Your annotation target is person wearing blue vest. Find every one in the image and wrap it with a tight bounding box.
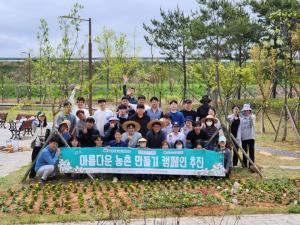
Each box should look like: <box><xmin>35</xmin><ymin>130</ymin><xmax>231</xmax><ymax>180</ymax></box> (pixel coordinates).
<box><xmin>167</xmin><ymin>100</ymin><xmax>185</xmax><ymax>127</ymax></box>
<box><xmin>35</xmin><ymin>137</ymin><xmax>60</xmax><ymax>185</ymax></box>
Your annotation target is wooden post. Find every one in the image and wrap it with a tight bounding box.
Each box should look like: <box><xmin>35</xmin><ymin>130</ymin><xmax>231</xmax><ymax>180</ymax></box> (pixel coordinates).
<box><xmin>274</xmin><ymin>106</ymin><xmax>284</xmax><ymax>142</ymax></box>
<box><xmin>286</xmin><ymin>104</ymin><xmax>300</xmax><ymax>143</ymax></box>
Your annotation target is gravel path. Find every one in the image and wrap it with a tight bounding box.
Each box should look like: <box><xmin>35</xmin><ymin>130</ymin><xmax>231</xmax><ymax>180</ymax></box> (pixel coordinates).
<box><xmin>21</xmin><ymin>214</ymin><xmax>300</xmax><ymax>225</ymax></box>
<box><xmin>256</xmin><ymin>144</ymin><xmax>300</xmax><ymax>158</ymax></box>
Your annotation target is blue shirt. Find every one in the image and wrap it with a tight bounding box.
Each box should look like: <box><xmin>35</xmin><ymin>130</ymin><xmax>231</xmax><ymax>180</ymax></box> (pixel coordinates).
<box><xmin>146</xmin><ymin>108</ymin><xmax>163</xmax><ymax>120</ymax></box>
<box><xmin>35</xmin><ymin>145</ymin><xmax>59</xmax><ymax>172</ymax></box>
<box><xmin>168</xmin><ymin>111</ymin><xmax>185</xmax><ymax>127</ymax></box>
<box><xmin>108</xmin><ymin>140</ymin><xmax>128</xmax><ymax>147</ymax></box>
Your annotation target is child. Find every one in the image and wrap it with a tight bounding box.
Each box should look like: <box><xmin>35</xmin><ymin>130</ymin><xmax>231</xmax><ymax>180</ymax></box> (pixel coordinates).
<box><xmin>215</xmin><ymin>136</ymin><xmax>232</xmax><ymax>178</ymax></box>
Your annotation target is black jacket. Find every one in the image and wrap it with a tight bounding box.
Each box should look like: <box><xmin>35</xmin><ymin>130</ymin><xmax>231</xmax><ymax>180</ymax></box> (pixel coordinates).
<box><xmin>78</xmin><ymin>128</ymin><xmax>100</xmax><ymax>147</ymax></box>
<box><xmin>129</xmin><ymin>113</ymin><xmax>150</xmax><ymax>137</ymax></box>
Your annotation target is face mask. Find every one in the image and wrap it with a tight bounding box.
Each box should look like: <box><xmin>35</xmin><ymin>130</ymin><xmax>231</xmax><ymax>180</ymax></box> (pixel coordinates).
<box><xmin>139</xmin><ymin>142</ymin><xmax>147</xmax><ymax>148</ymax></box>
<box><xmin>176</xmin><ymin>144</ymin><xmax>183</xmax><ymax>149</ymax></box>
<box><xmin>206</xmin><ymin>121</ymin><xmax>213</xmax><ymax>127</ymax></box>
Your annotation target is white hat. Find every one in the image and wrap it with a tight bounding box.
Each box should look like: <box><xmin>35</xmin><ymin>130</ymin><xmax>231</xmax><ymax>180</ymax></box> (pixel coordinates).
<box><xmin>218</xmin><ymin>135</ymin><xmax>227</xmax><ymax>143</ymax></box>
<box><xmin>108</xmin><ymin>115</ymin><xmax>119</xmax><ymax>121</ymax></box>
<box><xmin>241</xmin><ymin>103</ymin><xmax>252</xmax><ymax>112</ymax></box>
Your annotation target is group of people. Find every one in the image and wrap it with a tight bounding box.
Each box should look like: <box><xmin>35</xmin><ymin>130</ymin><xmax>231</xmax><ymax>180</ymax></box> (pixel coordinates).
<box><xmin>31</xmin><ymin>86</ymin><xmax>256</xmax><ymax>185</ymax></box>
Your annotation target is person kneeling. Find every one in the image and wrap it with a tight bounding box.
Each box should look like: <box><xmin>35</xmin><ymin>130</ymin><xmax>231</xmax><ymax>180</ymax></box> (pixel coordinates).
<box><xmin>35</xmin><ymin>137</ymin><xmax>60</xmax><ymax>185</ymax></box>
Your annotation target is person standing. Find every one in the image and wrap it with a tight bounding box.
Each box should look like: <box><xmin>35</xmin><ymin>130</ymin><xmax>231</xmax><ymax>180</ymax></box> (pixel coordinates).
<box><xmin>161</xmin><ymin>114</ymin><xmax>173</xmax><ymax>136</ymax></box>
<box><xmin>196</xmin><ymin>95</ymin><xmax>211</xmax><ymax>122</ymax></box>
<box><xmin>94</xmin><ymin>99</ymin><xmax>113</xmax><ymax>137</ymax></box>
<box><xmin>240</xmin><ymin>104</ymin><xmax>256</xmax><ymax>168</ymax></box>
<box><xmin>181</xmin><ymin>99</ymin><xmax>197</xmax><ymax>122</ymax></box>
<box><xmin>130</xmin><ymin>104</ymin><xmax>150</xmax><ymax>137</ymax></box>
<box><xmin>55</xmin><ymin>101</ymin><xmax>76</xmax><ymax>135</ymax></box>
<box><xmin>120</xmin><ymin>96</ymin><xmax>135</xmax><ymax>117</ymax></box>
<box><xmin>29</xmin><ymin>112</ymin><xmax>51</xmax><ymax>179</ymax></box>
<box><xmin>146</xmin><ymin>96</ymin><xmax>163</xmax><ymax>120</ymax></box>
<box><xmin>117</xmin><ymin>104</ymin><xmax>129</xmax><ymax>133</ymax></box>
<box><xmin>74</xmin><ymin>110</ymin><xmax>86</xmax><ymax>136</ymax></box>
<box><xmin>123</xmin><ymin>75</ymin><xmax>138</xmax><ymax>104</ymax></box>
<box><xmin>68</xmin><ymin>88</ymin><xmax>90</xmax><ymax>119</ymax></box>
<box><xmin>168</xmin><ymin>100</ymin><xmax>185</xmax><ymax>127</ymax></box>
<box><xmin>227</xmin><ymin>105</ymin><xmax>241</xmax><ymax>166</ymax></box>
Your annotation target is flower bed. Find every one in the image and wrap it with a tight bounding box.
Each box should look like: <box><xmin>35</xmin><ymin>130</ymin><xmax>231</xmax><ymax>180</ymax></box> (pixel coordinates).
<box><xmin>0</xmin><ymin>178</ymin><xmax>299</xmax><ymax>218</ymax></box>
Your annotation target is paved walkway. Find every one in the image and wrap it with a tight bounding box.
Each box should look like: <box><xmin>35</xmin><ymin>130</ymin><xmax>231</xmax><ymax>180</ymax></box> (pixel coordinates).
<box><xmin>22</xmin><ymin>214</ymin><xmax>300</xmax><ymax>225</ymax></box>
<box><xmin>0</xmin><ymin>125</ymin><xmax>32</xmax><ymax>177</ymax></box>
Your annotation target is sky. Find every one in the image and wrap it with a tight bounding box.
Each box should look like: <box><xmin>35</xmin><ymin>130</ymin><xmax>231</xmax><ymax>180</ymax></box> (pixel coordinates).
<box><xmin>0</xmin><ymin>0</ymin><xmax>199</xmax><ymax>58</ymax></box>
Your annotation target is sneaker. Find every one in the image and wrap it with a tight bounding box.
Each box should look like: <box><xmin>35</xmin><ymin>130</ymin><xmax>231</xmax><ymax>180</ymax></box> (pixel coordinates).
<box><xmin>40</xmin><ymin>178</ymin><xmax>46</xmax><ymax>186</ymax></box>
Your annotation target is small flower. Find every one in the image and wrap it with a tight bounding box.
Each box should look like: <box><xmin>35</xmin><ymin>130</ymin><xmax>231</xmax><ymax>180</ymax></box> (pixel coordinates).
<box><xmin>245</xmin><ymin>189</ymin><xmax>249</xmax><ymax>193</ymax></box>
<box><xmin>232</xmin><ymin>198</ymin><xmax>238</xmax><ymax>205</ymax></box>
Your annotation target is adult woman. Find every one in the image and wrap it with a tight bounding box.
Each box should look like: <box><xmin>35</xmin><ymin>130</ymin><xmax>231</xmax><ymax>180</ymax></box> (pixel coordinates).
<box><xmin>166</xmin><ymin>122</ymin><xmax>186</xmax><ymax>148</ymax></box>
<box><xmin>240</xmin><ymin>104</ymin><xmax>256</xmax><ymax>168</ymax></box>
<box><xmin>29</xmin><ymin>112</ymin><xmax>51</xmax><ymax>178</ymax></box>
<box><xmin>215</xmin><ymin>136</ymin><xmax>232</xmax><ymax>178</ymax></box>
<box><xmin>227</xmin><ymin>105</ymin><xmax>241</xmax><ymax>166</ymax></box>
<box><xmin>202</xmin><ymin>115</ymin><xmax>218</xmax><ymax>150</ymax></box>
<box><xmin>174</xmin><ymin>140</ymin><xmax>184</xmax><ymax>149</ymax></box>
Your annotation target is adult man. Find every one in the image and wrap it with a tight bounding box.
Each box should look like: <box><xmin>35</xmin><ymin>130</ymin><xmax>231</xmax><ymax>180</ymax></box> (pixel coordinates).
<box><xmin>72</xmin><ymin>97</ymin><xmax>90</xmax><ymax>119</ymax></box>
<box><xmin>182</xmin><ymin>116</ymin><xmax>194</xmax><ymax>136</ymax></box>
<box><xmin>121</xmin><ymin>121</ymin><xmax>142</xmax><ymax>148</ymax></box>
<box><xmin>145</xmin><ymin>120</ymin><xmax>166</xmax><ymax>148</ymax></box>
<box><xmin>35</xmin><ymin>137</ymin><xmax>60</xmax><ymax>185</ymax></box>
<box><xmin>168</xmin><ymin>100</ymin><xmax>185</xmax><ymax>127</ymax></box>
<box><xmin>136</xmin><ymin>95</ymin><xmax>150</xmax><ymax>110</ymax></box>
<box><xmin>104</xmin><ymin>116</ymin><xmax>121</xmax><ymax>143</ymax></box>
<box><xmin>161</xmin><ymin>114</ymin><xmax>172</xmax><ymax>136</ymax></box>
<box><xmin>146</xmin><ymin>96</ymin><xmax>163</xmax><ymax>120</ymax></box>
<box><xmin>120</xmin><ymin>96</ymin><xmax>135</xmax><ymax>117</ymax></box>
<box><xmin>186</xmin><ymin>121</ymin><xmax>208</xmax><ymax>149</ymax></box>
<box><xmin>180</xmin><ymin>99</ymin><xmax>197</xmax><ymax>122</ymax></box>
<box><xmin>117</xmin><ymin>104</ymin><xmax>129</xmax><ymax>133</ymax></box>
<box><xmin>74</xmin><ymin>110</ymin><xmax>86</xmax><ymax>136</ymax></box>
<box><xmin>196</xmin><ymin>95</ymin><xmax>211</xmax><ymax>121</ymax></box>
<box><xmin>123</xmin><ymin>75</ymin><xmax>138</xmax><ymax>104</ymax></box>
<box><xmin>78</xmin><ymin>117</ymin><xmax>100</xmax><ymax>147</ymax></box>
<box><xmin>55</xmin><ymin>101</ymin><xmax>76</xmax><ymax>134</ymax></box>
<box><xmin>94</xmin><ymin>99</ymin><xmax>113</xmax><ymax>136</ymax></box>
<box><xmin>130</xmin><ymin>104</ymin><xmax>150</xmax><ymax>137</ymax></box>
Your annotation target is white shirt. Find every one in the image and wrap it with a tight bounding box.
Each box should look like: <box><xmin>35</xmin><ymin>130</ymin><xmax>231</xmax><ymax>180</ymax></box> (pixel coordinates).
<box><xmin>93</xmin><ymin>109</ymin><xmax>113</xmax><ymax>136</ymax></box>
<box><xmin>72</xmin><ymin>106</ymin><xmax>90</xmax><ymax>120</ymax></box>
<box><xmin>166</xmin><ymin>132</ymin><xmax>186</xmax><ymax>148</ymax></box>
<box><xmin>130</xmin><ymin>103</ymin><xmax>150</xmax><ymax>111</ymax></box>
